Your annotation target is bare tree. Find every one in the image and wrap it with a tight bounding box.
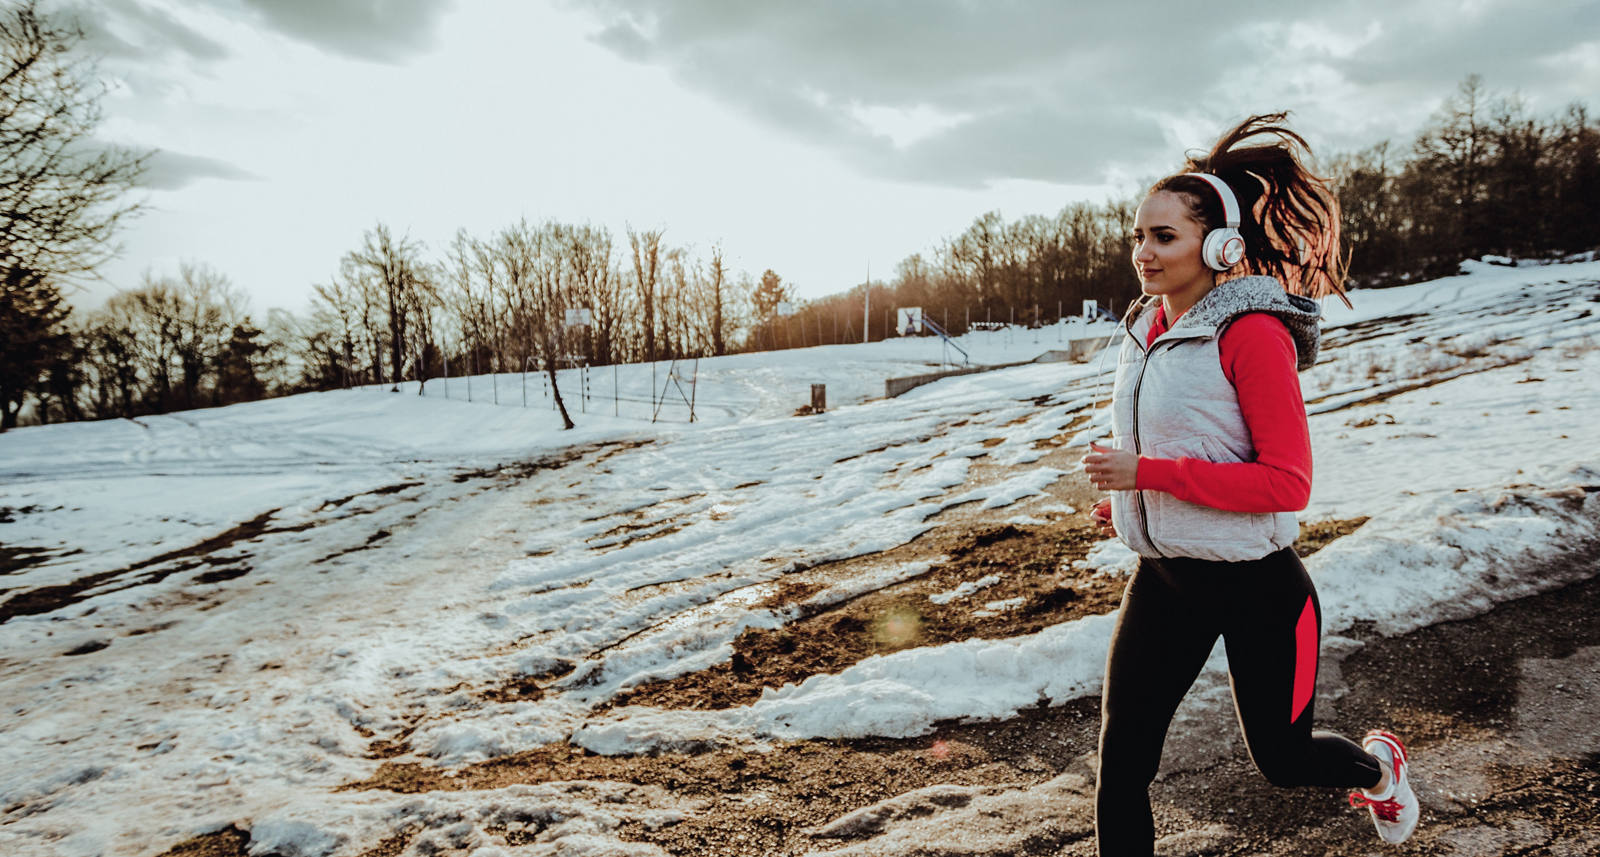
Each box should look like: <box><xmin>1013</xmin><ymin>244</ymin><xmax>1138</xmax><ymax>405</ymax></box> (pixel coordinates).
<box><xmin>170</xmin><ymin>262</ymin><xmax>245</xmax><ymax>408</ymax></box>
<box><xmin>563</xmin><ymin>224</ymin><xmax>620</xmax><ymax>366</ymax></box>
<box><xmin>705</xmin><ymin>244</ymin><xmax>730</xmax><ymax>356</ymax></box>
<box><xmin>470</xmin><ymin>233</ymin><xmax>511</xmax><ymax>378</ymax></box>
<box><xmin>118</xmin><ymin>278</ymin><xmax>182</xmax><ymax>409</ymax></box>
<box><xmin>310</xmin><ymin>269</ymin><xmax>364</xmax><ymax>388</ymax></box>
<box><xmin>442</xmin><ymin>229</ymin><xmax>493</xmax><ymax>375</ymax></box>
<box><xmin>0</xmin><ymin>1</ymin><xmax>148</xmax><ymax>429</ymax></box>
<box><xmin>1</xmin><ymin>1</ymin><xmax>148</xmax><ymax>281</ymax></box>
<box><xmin>493</xmin><ymin>220</ymin><xmax>574</xmax><ymax>428</ymax></box>
<box><xmin>405</xmin><ymin>262</ymin><xmax>442</xmax><ymax>395</ymax></box>
<box><xmin>75</xmin><ymin>307</ymin><xmax>138</xmax><ymax>417</ymax></box>
<box><xmin>349</xmin><ymin>223</ymin><xmax>427</xmax><ymax>390</ymax></box>
<box><xmin>663</xmin><ymin>247</ymin><xmax>690</xmax><ymax>358</ymax></box>
<box><xmin>628</xmin><ymin>227</ymin><xmax>663</xmax><ymax>363</ymax></box>
<box><xmin>1413</xmin><ymin>75</ymin><xmax>1491</xmax><ymax>264</ymax></box>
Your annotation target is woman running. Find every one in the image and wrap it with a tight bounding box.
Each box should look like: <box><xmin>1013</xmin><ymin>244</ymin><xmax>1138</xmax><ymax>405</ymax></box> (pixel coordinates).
<box><xmin>1080</xmin><ymin>113</ymin><xmax>1418</xmax><ymax>854</ymax></box>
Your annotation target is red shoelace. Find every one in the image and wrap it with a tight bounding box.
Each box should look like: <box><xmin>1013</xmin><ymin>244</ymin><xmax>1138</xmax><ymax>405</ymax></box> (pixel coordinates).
<box><xmin>1348</xmin><ymin>791</ymin><xmax>1403</xmax><ymax>822</ymax></box>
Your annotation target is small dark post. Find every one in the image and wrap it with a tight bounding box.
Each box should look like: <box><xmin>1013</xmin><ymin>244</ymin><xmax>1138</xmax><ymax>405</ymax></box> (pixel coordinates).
<box><xmin>811</xmin><ymin>384</ymin><xmax>827</xmax><ymax>413</ymax></box>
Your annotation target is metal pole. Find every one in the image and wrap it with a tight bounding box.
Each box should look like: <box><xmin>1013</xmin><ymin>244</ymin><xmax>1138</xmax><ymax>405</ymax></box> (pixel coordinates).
<box><xmin>689</xmin><ymin>358</ymin><xmax>698</xmax><ymax>423</ymax></box>
<box><xmin>614</xmin><ymin>363</ymin><xmax>619</xmax><ymax>417</ymax></box>
<box><xmin>863</xmin><ymin>263</ymin><xmax>870</xmax><ymax>344</ymax></box>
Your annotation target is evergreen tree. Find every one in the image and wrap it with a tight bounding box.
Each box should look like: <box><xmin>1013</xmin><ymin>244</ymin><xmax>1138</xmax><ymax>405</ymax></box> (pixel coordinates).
<box><xmin>0</xmin><ymin>267</ymin><xmax>70</xmax><ymax>428</ymax></box>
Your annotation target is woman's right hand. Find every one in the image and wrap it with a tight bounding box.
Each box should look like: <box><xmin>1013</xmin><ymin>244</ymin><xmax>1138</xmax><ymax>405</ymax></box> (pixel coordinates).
<box><xmin>1090</xmin><ymin>498</ymin><xmax>1116</xmax><ymax>537</ymax></box>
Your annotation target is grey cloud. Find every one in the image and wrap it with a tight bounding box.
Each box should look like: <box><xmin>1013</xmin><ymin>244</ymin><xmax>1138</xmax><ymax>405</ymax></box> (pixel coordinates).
<box><xmin>140</xmin><ymin>150</ymin><xmax>260</xmax><ymax>190</ymax></box>
<box><xmin>231</xmin><ymin>0</ymin><xmax>456</xmax><ymax>63</ymax></box>
<box><xmin>1336</xmin><ymin>0</ymin><xmax>1600</xmax><ymax>97</ymax></box>
<box><xmin>572</xmin><ymin>1</ymin><xmax>1300</xmax><ymax>186</ymax></box>
<box><xmin>73</xmin><ymin>0</ymin><xmax>229</xmax><ymax>63</ymax></box>
<box><xmin>83</xmin><ymin>0</ymin><xmax>456</xmax><ymax>65</ymax></box>
<box><xmin>866</xmin><ymin>107</ymin><xmax>1174</xmax><ymax>188</ymax></box>
<box><xmin>592</xmin><ymin>19</ymin><xmax>655</xmax><ymax>61</ymax></box>
<box><xmin>573</xmin><ymin>0</ymin><xmax>1595</xmax><ymax>187</ymax></box>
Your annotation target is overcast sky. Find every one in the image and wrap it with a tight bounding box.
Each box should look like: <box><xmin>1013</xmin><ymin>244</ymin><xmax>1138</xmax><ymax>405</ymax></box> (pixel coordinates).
<box><xmin>71</xmin><ymin>0</ymin><xmax>1600</xmax><ymax>314</ymax></box>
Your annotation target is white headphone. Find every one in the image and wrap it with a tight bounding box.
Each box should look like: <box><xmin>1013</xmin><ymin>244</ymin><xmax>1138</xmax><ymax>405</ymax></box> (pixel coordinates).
<box><xmin>1191</xmin><ymin>173</ymin><xmax>1246</xmax><ymax>271</ymax></box>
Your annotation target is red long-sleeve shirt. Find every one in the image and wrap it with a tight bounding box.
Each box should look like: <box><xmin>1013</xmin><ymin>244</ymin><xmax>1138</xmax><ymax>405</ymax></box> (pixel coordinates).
<box><xmin>1133</xmin><ymin>308</ymin><xmax>1312</xmax><ymax>513</ymax></box>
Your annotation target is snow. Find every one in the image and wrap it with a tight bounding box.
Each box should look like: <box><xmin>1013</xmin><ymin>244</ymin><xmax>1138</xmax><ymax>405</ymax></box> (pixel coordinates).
<box><xmin>2</xmin><ymin>261</ymin><xmax>1599</xmax><ymax>856</ymax></box>
<box><xmin>929</xmin><ymin>574</ymin><xmax>1002</xmax><ymax>604</ymax></box>
<box><xmin>1072</xmin><ymin>538</ymin><xmax>1141</xmax><ymax>576</ymax></box>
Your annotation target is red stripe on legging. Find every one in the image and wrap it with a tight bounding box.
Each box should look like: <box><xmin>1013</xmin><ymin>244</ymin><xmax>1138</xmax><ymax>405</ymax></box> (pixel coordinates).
<box><xmin>1291</xmin><ymin>595</ymin><xmax>1316</xmax><ymax>722</ymax></box>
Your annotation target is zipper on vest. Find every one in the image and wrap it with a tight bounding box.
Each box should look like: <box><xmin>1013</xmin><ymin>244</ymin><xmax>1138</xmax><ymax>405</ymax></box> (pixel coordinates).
<box><xmin>1128</xmin><ymin>333</ymin><xmax>1163</xmax><ymax>558</ymax></box>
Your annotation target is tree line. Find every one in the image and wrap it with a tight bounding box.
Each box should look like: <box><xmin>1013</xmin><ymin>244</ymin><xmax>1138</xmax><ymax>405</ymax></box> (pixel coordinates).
<box><xmin>1330</xmin><ymin>75</ymin><xmax>1600</xmax><ymax>285</ymax></box>
<box><xmin>754</xmin><ymin>74</ymin><xmax>1600</xmax><ymax>350</ymax></box>
<box><xmin>2</xmin><ymin>0</ymin><xmax>1597</xmax><ymax>429</ymax></box>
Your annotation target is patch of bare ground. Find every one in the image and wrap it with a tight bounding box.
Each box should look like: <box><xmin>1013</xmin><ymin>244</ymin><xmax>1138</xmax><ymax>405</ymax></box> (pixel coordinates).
<box><xmin>0</xmin><ymin>544</ymin><xmax>80</xmax><ymax>575</ymax></box>
<box><xmin>1295</xmin><ymin>517</ymin><xmax>1370</xmax><ymax>557</ymax></box>
<box><xmin>342</xmin><ymin>698</ymin><xmax>1105</xmax><ymax>857</ymax></box>
<box><xmin>588</xmin><ymin>515</ymin><xmax>1365</xmax><ymax>715</ymax></box>
<box><xmin>602</xmin><ymin>520</ymin><xmax>1112</xmax><ymax>712</ymax></box>
<box><xmin>150</xmin><ymin>826</ymin><xmax>250</xmax><ymax>857</ymax></box>
<box><xmin>449</xmin><ymin>439</ymin><xmax>643</xmax><ymax>484</ymax></box>
<box><xmin>477</xmin><ymin>659</ymin><xmax>577</xmax><ymax>706</ymax></box>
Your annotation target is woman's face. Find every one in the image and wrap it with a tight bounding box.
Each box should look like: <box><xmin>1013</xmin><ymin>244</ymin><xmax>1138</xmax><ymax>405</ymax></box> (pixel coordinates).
<box><xmin>1132</xmin><ymin>191</ymin><xmax>1213</xmax><ymax>312</ymax></box>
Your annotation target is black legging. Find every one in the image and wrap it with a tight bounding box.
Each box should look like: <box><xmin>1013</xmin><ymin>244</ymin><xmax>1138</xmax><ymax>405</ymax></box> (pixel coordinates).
<box><xmin>1095</xmin><ymin>547</ymin><xmax>1383</xmax><ymax>856</ymax></box>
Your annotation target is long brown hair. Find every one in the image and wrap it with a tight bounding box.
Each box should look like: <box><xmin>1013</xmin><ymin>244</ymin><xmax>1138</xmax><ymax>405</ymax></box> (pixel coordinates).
<box><xmin>1151</xmin><ymin>112</ymin><xmax>1349</xmax><ymax>306</ymax></box>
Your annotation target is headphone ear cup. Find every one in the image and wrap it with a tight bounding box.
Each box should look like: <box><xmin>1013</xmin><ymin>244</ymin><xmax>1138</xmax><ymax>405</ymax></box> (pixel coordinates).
<box><xmin>1202</xmin><ymin>228</ymin><xmax>1245</xmax><ymax>271</ymax></box>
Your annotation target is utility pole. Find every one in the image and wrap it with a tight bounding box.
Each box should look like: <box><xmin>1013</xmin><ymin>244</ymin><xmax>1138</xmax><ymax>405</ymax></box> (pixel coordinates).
<box><xmin>863</xmin><ymin>262</ymin><xmax>870</xmax><ymax>344</ymax></box>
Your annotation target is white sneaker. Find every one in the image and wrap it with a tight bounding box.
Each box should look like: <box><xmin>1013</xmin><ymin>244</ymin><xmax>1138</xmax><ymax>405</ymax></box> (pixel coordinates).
<box><xmin>1348</xmin><ymin>730</ymin><xmax>1420</xmax><ymax>844</ymax></box>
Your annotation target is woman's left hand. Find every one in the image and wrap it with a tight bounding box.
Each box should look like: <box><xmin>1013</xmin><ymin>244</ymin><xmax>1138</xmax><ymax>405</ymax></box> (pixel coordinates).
<box><xmin>1082</xmin><ymin>442</ymin><xmax>1140</xmax><ymax>491</ymax></box>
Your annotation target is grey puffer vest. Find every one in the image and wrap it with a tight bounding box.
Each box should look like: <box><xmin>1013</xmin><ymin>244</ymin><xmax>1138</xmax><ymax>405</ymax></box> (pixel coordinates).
<box><xmin>1108</xmin><ymin>276</ymin><xmax>1321</xmax><ymax>562</ymax></box>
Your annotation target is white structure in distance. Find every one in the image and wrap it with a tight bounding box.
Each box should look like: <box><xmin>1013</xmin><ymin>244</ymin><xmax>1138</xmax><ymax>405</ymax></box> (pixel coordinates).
<box><xmin>1081</xmin><ymin>300</ymin><xmax>1097</xmax><ymax>320</ymax></box>
<box><xmin>564</xmin><ymin>308</ymin><xmax>593</xmax><ymax>328</ymax></box>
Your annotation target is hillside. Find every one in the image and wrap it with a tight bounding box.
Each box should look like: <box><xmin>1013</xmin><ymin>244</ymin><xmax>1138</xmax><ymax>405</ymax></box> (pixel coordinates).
<box><xmin>2</xmin><ymin>260</ymin><xmax>1598</xmax><ymax>857</ymax></box>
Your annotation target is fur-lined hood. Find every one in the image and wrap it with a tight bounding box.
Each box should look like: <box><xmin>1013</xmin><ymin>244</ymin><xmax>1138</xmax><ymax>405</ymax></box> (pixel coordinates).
<box><xmin>1127</xmin><ymin>276</ymin><xmax>1323</xmax><ymax>370</ymax></box>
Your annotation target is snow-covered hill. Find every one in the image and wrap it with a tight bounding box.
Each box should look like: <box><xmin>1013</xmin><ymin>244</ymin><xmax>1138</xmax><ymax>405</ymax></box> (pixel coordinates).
<box><xmin>2</xmin><ymin>261</ymin><xmax>1597</xmax><ymax>857</ymax></box>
